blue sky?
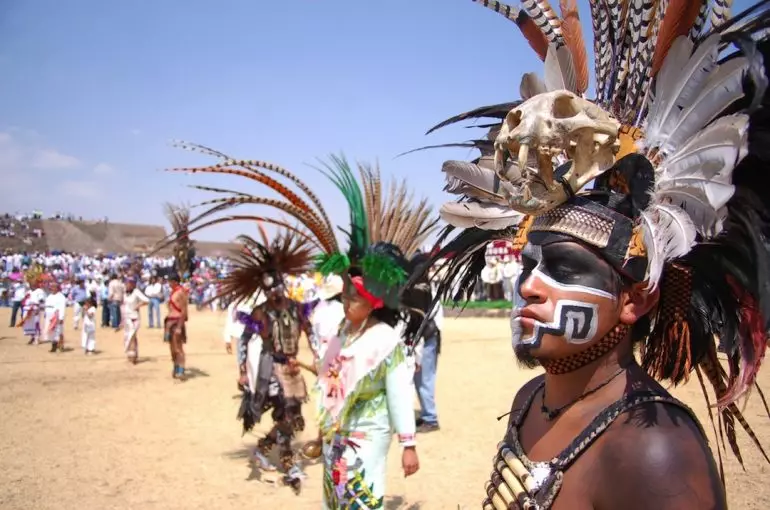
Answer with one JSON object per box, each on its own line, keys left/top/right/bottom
{"left": 0, "top": 0, "right": 756, "bottom": 243}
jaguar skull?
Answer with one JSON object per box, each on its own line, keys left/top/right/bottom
{"left": 493, "top": 90, "right": 621, "bottom": 214}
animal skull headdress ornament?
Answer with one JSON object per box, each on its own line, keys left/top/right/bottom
{"left": 405, "top": 0, "right": 770, "bottom": 485}
{"left": 493, "top": 90, "right": 622, "bottom": 214}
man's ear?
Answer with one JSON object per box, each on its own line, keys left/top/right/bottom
{"left": 619, "top": 282, "right": 660, "bottom": 325}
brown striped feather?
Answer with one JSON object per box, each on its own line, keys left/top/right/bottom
{"left": 165, "top": 165, "right": 337, "bottom": 251}
{"left": 191, "top": 196, "right": 335, "bottom": 254}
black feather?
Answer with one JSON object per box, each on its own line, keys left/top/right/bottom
{"left": 425, "top": 101, "right": 522, "bottom": 135}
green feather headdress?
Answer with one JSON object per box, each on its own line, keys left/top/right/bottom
{"left": 164, "top": 142, "right": 439, "bottom": 306}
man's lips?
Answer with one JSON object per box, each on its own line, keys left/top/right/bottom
{"left": 516, "top": 309, "right": 541, "bottom": 330}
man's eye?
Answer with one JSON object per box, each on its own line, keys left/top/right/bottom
{"left": 521, "top": 257, "right": 537, "bottom": 271}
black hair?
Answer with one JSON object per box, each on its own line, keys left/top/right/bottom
{"left": 371, "top": 305, "right": 402, "bottom": 328}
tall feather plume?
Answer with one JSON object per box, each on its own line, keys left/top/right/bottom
{"left": 644, "top": 33, "right": 723, "bottom": 152}
{"left": 187, "top": 194, "right": 336, "bottom": 254}
{"left": 163, "top": 202, "right": 194, "bottom": 277}
{"left": 167, "top": 142, "right": 339, "bottom": 253}
{"left": 590, "top": 0, "right": 613, "bottom": 103}
{"left": 558, "top": 0, "right": 588, "bottom": 94}
{"left": 653, "top": 114, "right": 749, "bottom": 235}
{"left": 472, "top": 0, "right": 549, "bottom": 60}
{"left": 314, "top": 154, "right": 369, "bottom": 257}
{"left": 689, "top": 0, "right": 711, "bottom": 41}
{"left": 522, "top": 0, "right": 564, "bottom": 46}
{"left": 218, "top": 230, "right": 316, "bottom": 303}
{"left": 155, "top": 214, "right": 322, "bottom": 253}
{"left": 651, "top": 0, "right": 704, "bottom": 78}
{"left": 625, "top": 0, "right": 663, "bottom": 122}
{"left": 544, "top": 43, "right": 577, "bottom": 92}
{"left": 315, "top": 155, "right": 439, "bottom": 260}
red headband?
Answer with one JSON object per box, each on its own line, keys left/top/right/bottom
{"left": 350, "top": 276, "right": 384, "bottom": 310}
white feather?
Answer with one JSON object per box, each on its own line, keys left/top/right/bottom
{"left": 640, "top": 202, "right": 698, "bottom": 290}
{"left": 661, "top": 57, "right": 749, "bottom": 155}
{"left": 520, "top": 72, "right": 547, "bottom": 100}
{"left": 646, "top": 36, "right": 694, "bottom": 123}
{"left": 544, "top": 44, "right": 577, "bottom": 93}
{"left": 654, "top": 114, "right": 748, "bottom": 232}
{"left": 644, "top": 34, "right": 721, "bottom": 150}
{"left": 442, "top": 160, "right": 515, "bottom": 206}
{"left": 439, "top": 201, "right": 523, "bottom": 230}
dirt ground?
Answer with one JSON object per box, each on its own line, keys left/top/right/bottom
{"left": 0, "top": 308, "right": 769, "bottom": 510}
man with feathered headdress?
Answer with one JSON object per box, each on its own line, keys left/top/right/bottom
{"left": 409, "top": 1, "right": 770, "bottom": 508}
{"left": 166, "top": 148, "right": 438, "bottom": 505}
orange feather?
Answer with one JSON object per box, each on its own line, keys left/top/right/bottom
{"left": 165, "top": 166, "right": 334, "bottom": 245}
{"left": 559, "top": 0, "right": 588, "bottom": 94}
{"left": 651, "top": 0, "right": 704, "bottom": 77}
{"left": 194, "top": 196, "right": 335, "bottom": 254}
{"left": 518, "top": 12, "right": 549, "bottom": 61}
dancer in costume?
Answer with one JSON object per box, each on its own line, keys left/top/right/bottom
{"left": 165, "top": 147, "right": 438, "bottom": 505}
{"left": 164, "top": 273, "right": 189, "bottom": 379}
{"left": 410, "top": 2, "right": 770, "bottom": 508}
{"left": 18, "top": 266, "right": 46, "bottom": 344}
{"left": 123, "top": 276, "right": 150, "bottom": 364}
{"left": 218, "top": 231, "right": 316, "bottom": 494}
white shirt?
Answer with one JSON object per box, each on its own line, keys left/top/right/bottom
{"left": 13, "top": 285, "right": 27, "bottom": 302}
{"left": 310, "top": 300, "right": 345, "bottom": 358}
{"left": 44, "top": 292, "right": 67, "bottom": 322}
{"left": 123, "top": 288, "right": 149, "bottom": 319}
{"left": 30, "top": 288, "right": 47, "bottom": 305}
{"left": 83, "top": 307, "right": 96, "bottom": 334}
{"left": 144, "top": 282, "right": 162, "bottom": 299}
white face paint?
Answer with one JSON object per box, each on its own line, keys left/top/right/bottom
{"left": 511, "top": 244, "right": 617, "bottom": 350}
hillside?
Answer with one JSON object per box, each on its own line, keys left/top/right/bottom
{"left": 0, "top": 217, "right": 238, "bottom": 256}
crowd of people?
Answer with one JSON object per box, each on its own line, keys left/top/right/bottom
{"left": 8, "top": 3, "right": 770, "bottom": 508}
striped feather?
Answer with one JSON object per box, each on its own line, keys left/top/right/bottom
{"left": 171, "top": 141, "right": 337, "bottom": 251}
{"left": 165, "top": 165, "right": 336, "bottom": 250}
{"left": 711, "top": 0, "right": 734, "bottom": 29}
{"left": 689, "top": 0, "right": 711, "bottom": 41}
{"left": 472, "top": 0, "right": 549, "bottom": 60}
{"left": 190, "top": 195, "right": 336, "bottom": 254}
{"left": 522, "top": 0, "right": 564, "bottom": 46}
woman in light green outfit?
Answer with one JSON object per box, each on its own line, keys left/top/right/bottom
{"left": 316, "top": 256, "right": 419, "bottom": 508}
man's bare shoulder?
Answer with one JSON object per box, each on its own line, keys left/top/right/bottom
{"left": 594, "top": 401, "right": 726, "bottom": 510}
{"left": 504, "top": 375, "right": 545, "bottom": 427}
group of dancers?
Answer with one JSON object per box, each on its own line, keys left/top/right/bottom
{"left": 168, "top": 0, "right": 770, "bottom": 508}
{"left": 15, "top": 267, "right": 191, "bottom": 379}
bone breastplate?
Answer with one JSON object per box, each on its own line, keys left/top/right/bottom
{"left": 483, "top": 381, "right": 703, "bottom": 510}
{"left": 266, "top": 304, "right": 300, "bottom": 357}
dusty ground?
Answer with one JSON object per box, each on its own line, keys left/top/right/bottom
{"left": 0, "top": 308, "right": 769, "bottom": 510}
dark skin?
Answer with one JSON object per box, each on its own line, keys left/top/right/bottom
{"left": 506, "top": 240, "right": 726, "bottom": 509}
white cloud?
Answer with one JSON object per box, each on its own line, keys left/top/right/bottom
{"left": 94, "top": 162, "right": 116, "bottom": 175}
{"left": 59, "top": 180, "right": 102, "bottom": 200}
{"left": 31, "top": 147, "right": 81, "bottom": 170}
{"left": 0, "top": 130, "right": 102, "bottom": 208}
{"left": 130, "top": 128, "right": 142, "bottom": 136}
